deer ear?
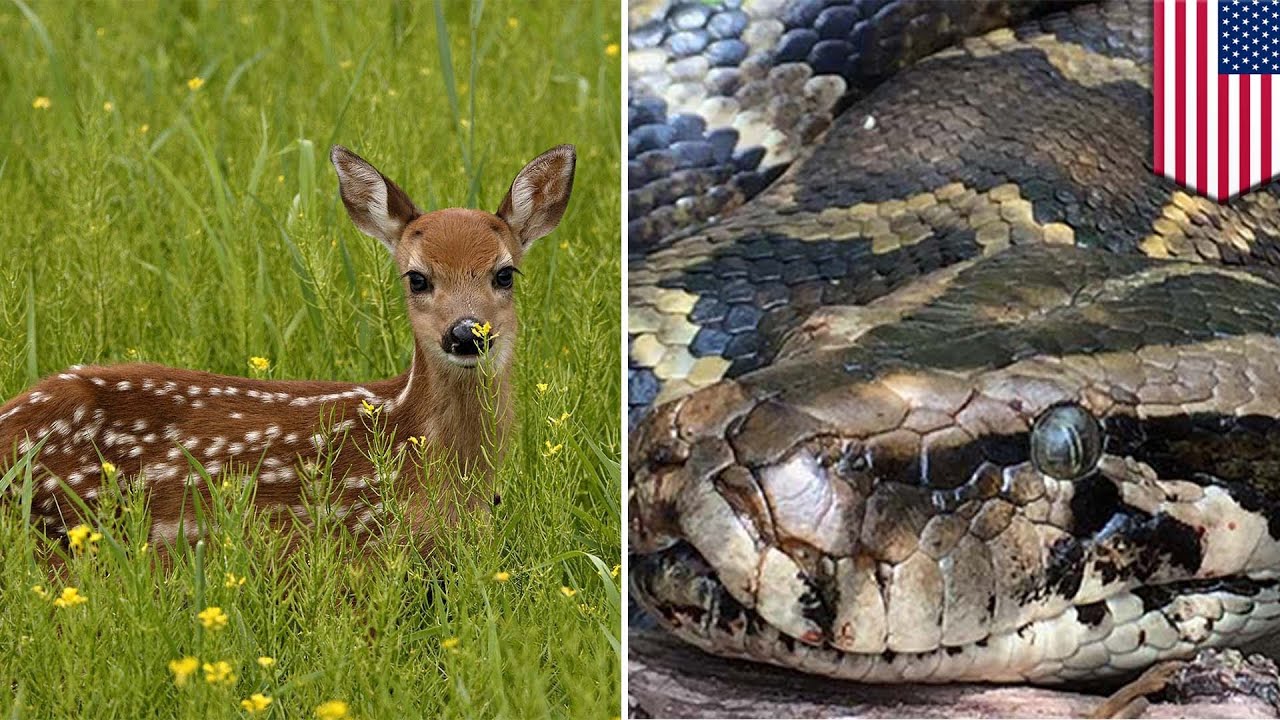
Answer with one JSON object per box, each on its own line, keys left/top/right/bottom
{"left": 331, "top": 145, "right": 421, "bottom": 251}
{"left": 497, "top": 144, "right": 576, "bottom": 248}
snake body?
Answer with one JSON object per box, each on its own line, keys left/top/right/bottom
{"left": 629, "top": 0, "right": 1280, "bottom": 683}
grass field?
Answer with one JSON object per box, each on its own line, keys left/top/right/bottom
{"left": 0, "top": 0, "right": 621, "bottom": 717}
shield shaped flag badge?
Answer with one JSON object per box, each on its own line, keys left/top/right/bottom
{"left": 1154, "top": 0, "right": 1280, "bottom": 201}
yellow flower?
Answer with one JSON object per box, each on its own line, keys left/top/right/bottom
{"left": 32, "top": 96, "right": 51, "bottom": 110}
{"left": 198, "top": 606, "right": 229, "bottom": 630}
{"left": 169, "top": 656, "right": 199, "bottom": 687}
{"left": 101, "top": 461, "right": 117, "bottom": 477}
{"left": 470, "top": 321, "right": 493, "bottom": 339}
{"left": 241, "top": 693, "right": 273, "bottom": 714}
{"left": 53, "top": 587, "right": 87, "bottom": 608}
{"left": 359, "top": 398, "right": 379, "bottom": 416}
{"left": 339, "top": 59, "right": 353, "bottom": 70}
{"left": 542, "top": 441, "right": 563, "bottom": 458}
{"left": 67, "top": 524, "right": 103, "bottom": 553}
{"left": 224, "top": 572, "right": 246, "bottom": 589}
{"left": 559, "top": 239, "right": 570, "bottom": 251}
{"left": 315, "top": 700, "right": 350, "bottom": 719}
{"left": 139, "top": 123, "right": 149, "bottom": 134}
{"left": 247, "top": 356, "right": 270, "bottom": 372}
{"left": 610, "top": 564, "right": 620, "bottom": 578}
{"left": 506, "top": 17, "right": 518, "bottom": 29}
{"left": 187, "top": 76, "right": 205, "bottom": 91}
{"left": 492, "top": 571, "right": 510, "bottom": 582}
{"left": 256, "top": 656, "right": 276, "bottom": 669}
{"left": 95, "top": 26, "right": 105, "bottom": 37}
{"left": 103, "top": 101, "right": 114, "bottom": 112}
{"left": 202, "top": 660, "right": 236, "bottom": 686}
{"left": 31, "top": 584, "right": 49, "bottom": 599}
{"left": 536, "top": 382, "right": 549, "bottom": 395}
{"left": 441, "top": 636, "right": 460, "bottom": 653}
{"left": 547, "top": 411, "right": 571, "bottom": 426}
{"left": 606, "top": 43, "right": 620, "bottom": 57}
{"left": 559, "top": 586, "right": 577, "bottom": 598}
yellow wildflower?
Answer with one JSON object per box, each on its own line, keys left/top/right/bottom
{"left": 359, "top": 398, "right": 379, "bottom": 417}
{"left": 247, "top": 356, "right": 270, "bottom": 372}
{"left": 53, "top": 587, "right": 87, "bottom": 608}
{"left": 241, "top": 693, "right": 273, "bottom": 714}
{"left": 559, "top": 586, "right": 577, "bottom": 598}
{"left": 536, "top": 382, "right": 549, "bottom": 395}
{"left": 95, "top": 27, "right": 105, "bottom": 37}
{"left": 32, "top": 96, "right": 51, "bottom": 110}
{"left": 339, "top": 59, "right": 353, "bottom": 70}
{"left": 547, "top": 411, "right": 571, "bottom": 426}
{"left": 606, "top": 43, "right": 620, "bottom": 57}
{"left": 103, "top": 101, "right": 114, "bottom": 112}
{"left": 610, "top": 564, "right": 620, "bottom": 578}
{"left": 187, "top": 76, "right": 205, "bottom": 91}
{"left": 441, "top": 637, "right": 460, "bottom": 653}
{"left": 198, "top": 606, "right": 229, "bottom": 630}
{"left": 202, "top": 660, "right": 236, "bottom": 686}
{"left": 169, "top": 656, "right": 199, "bottom": 687}
{"left": 31, "top": 584, "right": 49, "bottom": 599}
{"left": 315, "top": 700, "right": 350, "bottom": 719}
{"left": 67, "top": 523, "right": 103, "bottom": 553}
{"left": 256, "top": 656, "right": 276, "bottom": 669}
{"left": 559, "top": 239, "right": 569, "bottom": 250}
{"left": 139, "top": 123, "right": 149, "bottom": 134}
{"left": 101, "top": 461, "right": 116, "bottom": 477}
{"left": 542, "top": 441, "right": 563, "bottom": 458}
{"left": 471, "top": 321, "right": 493, "bottom": 339}
{"left": 492, "top": 571, "right": 510, "bottom": 582}
{"left": 507, "top": 17, "right": 518, "bottom": 29}
{"left": 224, "top": 572, "right": 246, "bottom": 589}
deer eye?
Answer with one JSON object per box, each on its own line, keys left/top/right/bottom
{"left": 494, "top": 266, "right": 516, "bottom": 290}
{"left": 405, "top": 271, "right": 432, "bottom": 294}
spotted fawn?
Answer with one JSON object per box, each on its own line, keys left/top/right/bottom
{"left": 0, "top": 143, "right": 576, "bottom": 552}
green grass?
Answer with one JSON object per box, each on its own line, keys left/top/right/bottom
{"left": 0, "top": 0, "right": 621, "bottom": 717}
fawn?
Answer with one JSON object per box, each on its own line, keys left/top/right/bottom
{"left": 0, "top": 143, "right": 576, "bottom": 552}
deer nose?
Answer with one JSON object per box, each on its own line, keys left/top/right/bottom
{"left": 441, "top": 318, "right": 482, "bottom": 356}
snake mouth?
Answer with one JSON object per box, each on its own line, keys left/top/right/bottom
{"left": 631, "top": 541, "right": 1280, "bottom": 685}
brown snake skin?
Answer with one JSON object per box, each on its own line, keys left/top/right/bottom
{"left": 629, "top": 0, "right": 1280, "bottom": 683}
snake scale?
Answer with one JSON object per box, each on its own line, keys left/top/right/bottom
{"left": 628, "top": 0, "right": 1280, "bottom": 684}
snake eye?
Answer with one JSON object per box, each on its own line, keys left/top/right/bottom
{"left": 1031, "top": 403, "right": 1103, "bottom": 481}
{"left": 405, "top": 271, "right": 431, "bottom": 294}
{"left": 494, "top": 266, "right": 515, "bottom": 290}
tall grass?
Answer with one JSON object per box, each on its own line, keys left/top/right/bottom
{"left": 0, "top": 0, "right": 621, "bottom": 717}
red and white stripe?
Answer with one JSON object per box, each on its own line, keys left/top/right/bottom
{"left": 1154, "top": 0, "right": 1278, "bottom": 201}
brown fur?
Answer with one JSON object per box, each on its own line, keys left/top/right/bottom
{"left": 0, "top": 143, "right": 576, "bottom": 557}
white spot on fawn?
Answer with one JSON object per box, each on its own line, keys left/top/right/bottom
{"left": 229, "top": 412, "right": 243, "bottom": 420}
{"left": 187, "top": 386, "right": 202, "bottom": 396}
{"left": 142, "top": 379, "right": 155, "bottom": 391}
{"left": 90, "top": 378, "right": 106, "bottom": 387}
{"left": 131, "top": 419, "right": 147, "bottom": 432}
{"left": 206, "top": 437, "right": 226, "bottom": 455}
{"left": 245, "top": 430, "right": 262, "bottom": 444}
{"left": 192, "top": 400, "right": 206, "bottom": 409}
{"left": 142, "top": 433, "right": 157, "bottom": 444}
{"left": 72, "top": 406, "right": 86, "bottom": 424}
{"left": 128, "top": 446, "right": 143, "bottom": 458}
{"left": 114, "top": 381, "right": 132, "bottom": 392}
{"left": 228, "top": 443, "right": 245, "bottom": 455}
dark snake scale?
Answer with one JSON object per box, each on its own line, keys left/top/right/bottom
{"left": 628, "top": 0, "right": 1280, "bottom": 683}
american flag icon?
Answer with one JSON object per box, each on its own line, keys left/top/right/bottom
{"left": 1155, "top": 0, "right": 1280, "bottom": 200}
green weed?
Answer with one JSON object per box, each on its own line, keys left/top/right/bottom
{"left": 0, "top": 0, "right": 621, "bottom": 717}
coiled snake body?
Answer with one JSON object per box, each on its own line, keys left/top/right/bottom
{"left": 628, "top": 0, "right": 1280, "bottom": 683}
